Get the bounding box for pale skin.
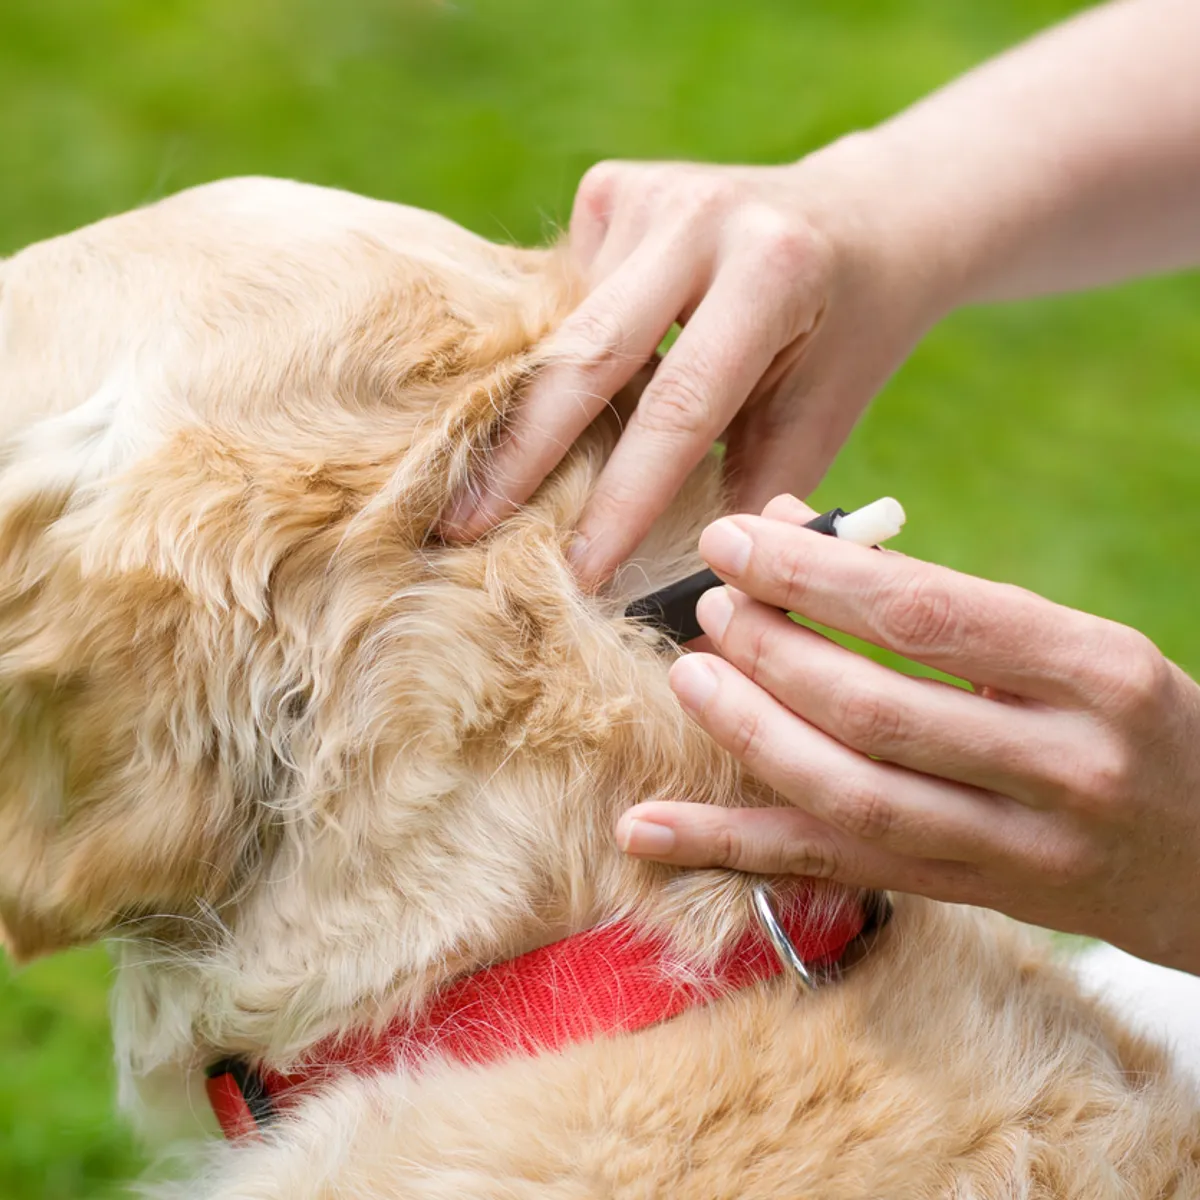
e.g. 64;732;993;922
441;0;1200;973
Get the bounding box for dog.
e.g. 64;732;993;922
0;178;1197;1198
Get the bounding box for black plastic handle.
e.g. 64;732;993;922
624;508;846;644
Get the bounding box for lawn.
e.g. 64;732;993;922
1;0;1197;1195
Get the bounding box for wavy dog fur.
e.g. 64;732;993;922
0;179;1196;1198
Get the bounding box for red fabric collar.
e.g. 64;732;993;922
207;888;868;1141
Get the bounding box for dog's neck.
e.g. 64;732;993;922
111;741;772;1126
205;881;873;1140
108;456;816;1121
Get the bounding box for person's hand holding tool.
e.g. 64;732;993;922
617;494;1200;975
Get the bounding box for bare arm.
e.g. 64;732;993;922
867;0;1200;308
442;0;1200;585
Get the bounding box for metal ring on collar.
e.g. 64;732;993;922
751;883;816;993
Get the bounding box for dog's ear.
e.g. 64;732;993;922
0;240;581;964
336;242;582;541
0;458;261;963
379;351;544;539
0;360;549;965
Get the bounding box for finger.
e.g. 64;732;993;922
440;236;704;540
570;263;806;586
666;651;1027;863
727;276;927;514
733;371;887;518
568;161;627;271
723;342;831;512
615;801;984;901
695;586;1070;806
697;514;1102;705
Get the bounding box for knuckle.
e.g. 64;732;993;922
829;779;894;842
769;540;817;611
561;307;627;363
711;820;838;878
1075;740;1138;812
1027;832;1105;891
629;165;688;217
1088;624;1171;719
576;160;623;216
735;616;774;689
1031;751;1079;807
879;572;961;656
831;685;903;755
676;173;736;222
708;822;744;871
745;205;819;274
727;706;769;765
634;365;714;438
780;841;841;880
578;480;631;531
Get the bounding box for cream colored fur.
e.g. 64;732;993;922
0;178;1196;1198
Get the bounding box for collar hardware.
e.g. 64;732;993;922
752;883;817;992
206;886;874;1140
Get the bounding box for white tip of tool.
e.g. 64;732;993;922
833;497;906;547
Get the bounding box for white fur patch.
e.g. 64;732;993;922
12;367;159;494
1073;943;1200;1094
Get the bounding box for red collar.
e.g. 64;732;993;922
206;887;871;1141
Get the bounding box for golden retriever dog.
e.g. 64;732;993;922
0;178;1197;1198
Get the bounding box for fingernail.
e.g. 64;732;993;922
439;491;478;539
695;586;733;642
700;519;752;576
568;535;608;591
566;533;589;569
617;816;677;857
669;655;719;712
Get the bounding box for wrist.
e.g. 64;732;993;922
784;129;972;334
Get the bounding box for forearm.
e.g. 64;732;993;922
842;0;1200;313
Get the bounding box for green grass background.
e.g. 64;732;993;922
1;0;1196;1194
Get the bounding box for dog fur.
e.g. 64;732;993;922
0;178;1196;1198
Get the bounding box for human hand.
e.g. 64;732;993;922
616;494;1200;974
441;142;946;588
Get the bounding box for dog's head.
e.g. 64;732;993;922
0;179;746;1004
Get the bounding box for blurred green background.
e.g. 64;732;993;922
1;0;1196;1195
